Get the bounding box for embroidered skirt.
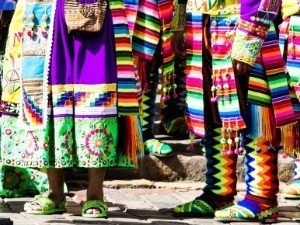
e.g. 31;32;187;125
0;0;135;169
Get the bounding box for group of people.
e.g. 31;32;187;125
0;0;300;222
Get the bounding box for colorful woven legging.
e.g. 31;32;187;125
203;125;237;198
161;56;186;119
244;104;280;200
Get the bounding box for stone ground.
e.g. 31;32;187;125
1;182;300;225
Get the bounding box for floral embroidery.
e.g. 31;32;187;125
0;115;135;169
85;128;112;157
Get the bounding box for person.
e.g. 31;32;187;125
124;0;174;157
279;0;300;199
0;0;50;198
172;0;294;221
0;0;143;218
159;56;189;140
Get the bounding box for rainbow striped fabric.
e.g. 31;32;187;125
279;15;300;121
109;0;140;115
185;12;205;136
132;0;161;61
212;15;246;131
123;0;139;35
248;55;272;106
261;23;295;127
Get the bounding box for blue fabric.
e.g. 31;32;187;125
0;0;16;10
24;3;52;26
22;56;45;78
237;199;261;214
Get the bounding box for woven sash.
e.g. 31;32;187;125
109;0;140;115
279;15;300;121
260;23;295;126
132;0;160;60
185;12;205;136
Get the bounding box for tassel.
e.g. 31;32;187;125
281;122;300;157
248;103;280;151
123;116;144;167
261;106;278;147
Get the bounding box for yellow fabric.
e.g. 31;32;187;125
282;0;300;19
2;0;25;104
171;3;187;31
186;0;240;16
231;29;263;66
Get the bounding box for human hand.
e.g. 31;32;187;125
232;59;251;77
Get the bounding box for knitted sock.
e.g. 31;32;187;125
215;136;279;221
160;57;187;138
243;136;279;204
202;126;237;198
174;125;236;216
141;91;156;141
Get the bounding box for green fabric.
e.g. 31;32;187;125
82;200;108;218
0;165;49;198
0;115;135;169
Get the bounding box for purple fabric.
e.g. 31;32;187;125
76;0;98;4
241;0;281;23
49;0;117;85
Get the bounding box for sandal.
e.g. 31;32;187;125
174;199;215;217
144;139;173;157
283;180;300;199
82;200;108;218
215;204;278;222
24;195;66;215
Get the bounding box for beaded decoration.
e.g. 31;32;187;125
210;13;246;154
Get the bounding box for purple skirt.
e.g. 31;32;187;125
50;0;117;86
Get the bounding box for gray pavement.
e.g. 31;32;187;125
1;184;300;225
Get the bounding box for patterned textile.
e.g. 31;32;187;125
185;13;205;136
248;55;272;106
211;15;246;131
215;194;278;221
132;0;160;60
232;0;282;66
0;166;49;198
123;0;139;35
132;0;175;101
0;0;141;169
1;115;137;168
261;23;295;127
185;12;246;137
244;139;279;198
161;57;186;118
244;110;279;199
141;91;156;140
109;0;140;115
203;126;237;197
279;15;300;120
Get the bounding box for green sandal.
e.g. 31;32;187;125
24;195;66;215
82;200;108;218
174;199;215;217
144;139;173;157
